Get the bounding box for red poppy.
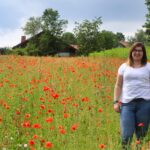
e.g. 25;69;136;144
46;117;53;123
59;129;66;134
98;108;103;113
22;121;30;128
71;124;78;131
33;134;38;139
98;144;106;149
40;104;45;109
45;141;53;148
25;113;31;118
16;111;21;115
43;86;50;91
81;97;89;102
0;117;2;123
63;113;69;118
29;140;35;146
51;93;59;99
32;123;41;129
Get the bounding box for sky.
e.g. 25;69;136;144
0;0;147;47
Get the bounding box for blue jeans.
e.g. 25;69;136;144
120;99;150;148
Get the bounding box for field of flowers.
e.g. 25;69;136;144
0;55;149;150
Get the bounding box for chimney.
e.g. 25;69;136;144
21;36;26;43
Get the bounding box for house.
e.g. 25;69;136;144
56;44;79;57
12;32;79;56
119;41;129;48
12;31;45;49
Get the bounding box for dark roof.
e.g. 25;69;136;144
12;32;43;49
119;41;129;47
70;44;79;50
13;32;79;51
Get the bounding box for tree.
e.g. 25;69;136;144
74;17;102;55
22;17;42;36
62;32;76;44
116;32;125;41
42;8;68;37
126;36;136;45
134;29;147;43
126;29;147;45
39;8;68;55
99;30;118;50
22;8;68;56
143;0;150;41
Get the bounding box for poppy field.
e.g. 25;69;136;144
0;55;149;150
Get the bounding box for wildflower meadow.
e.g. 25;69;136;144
0;55;149;150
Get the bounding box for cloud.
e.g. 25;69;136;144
0;0;147;47
0;28;23;47
0;18;27;47
101;20;146;37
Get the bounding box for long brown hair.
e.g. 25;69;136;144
127;42;147;66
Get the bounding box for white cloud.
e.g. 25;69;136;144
0;0;147;47
0;28;23;47
101;21;145;37
0;18;28;48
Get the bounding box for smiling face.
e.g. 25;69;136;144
131;46;143;62
128;42;147;66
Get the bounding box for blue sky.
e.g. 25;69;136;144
0;0;147;47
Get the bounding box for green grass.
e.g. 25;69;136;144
0;55;150;149
89;46;150;59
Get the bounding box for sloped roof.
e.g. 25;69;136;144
70;44;79;50
119;41;129;47
12;32;43;49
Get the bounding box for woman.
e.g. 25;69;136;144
113;42;150;149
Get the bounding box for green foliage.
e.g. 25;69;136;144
73;18;121;55
1;56;150;149
22;17;42;36
62;32;77;45
26;42;40;56
144;0;150;42
0;47;11;55
99;30;118;50
89;47;129;58
42;8;68;37
22;8;68;56
89;46;150;59
11;48;28;55
135;29;147;43
127;29;148;45
38;31;57;55
116;32;125;41
74;17;102;55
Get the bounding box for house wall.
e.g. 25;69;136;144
56;52;71;57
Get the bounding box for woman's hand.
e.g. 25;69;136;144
113;103;121;113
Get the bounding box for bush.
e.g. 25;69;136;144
11;48;28;55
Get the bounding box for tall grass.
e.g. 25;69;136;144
0;55;149;149
89;46;150;60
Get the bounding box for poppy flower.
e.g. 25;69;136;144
32;123;41;129
98;144;106;149
71;124;78;131
29;140;35;146
45;141;53;148
46;117;53;123
59;129;66;134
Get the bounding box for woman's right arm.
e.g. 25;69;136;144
113;74;123;113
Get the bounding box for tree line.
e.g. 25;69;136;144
11;8;125;56
5;0;150;56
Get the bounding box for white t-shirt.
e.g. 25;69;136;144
118;62;150;103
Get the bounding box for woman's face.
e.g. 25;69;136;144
132;46;143;62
